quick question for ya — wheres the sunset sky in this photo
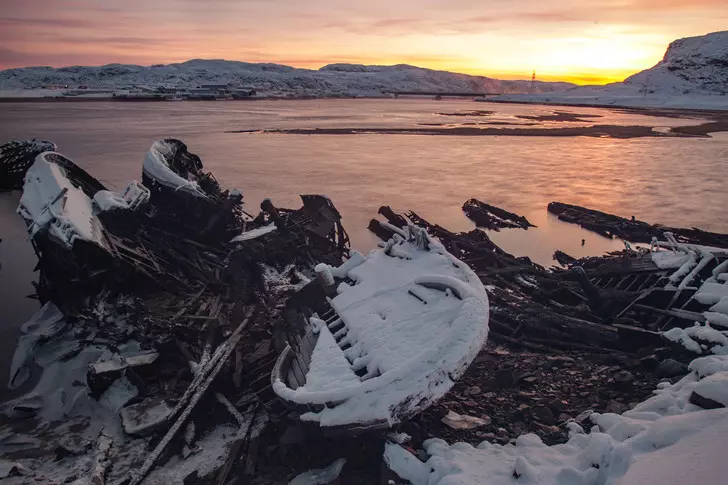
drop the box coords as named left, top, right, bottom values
left=1, top=0, right=726, bottom=84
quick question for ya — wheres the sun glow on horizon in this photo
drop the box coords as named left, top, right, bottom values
left=1, top=1, right=727, bottom=85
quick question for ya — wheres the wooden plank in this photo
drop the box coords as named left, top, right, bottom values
left=127, top=308, right=255, bottom=485
left=287, top=368, right=300, bottom=390
left=291, top=353, right=307, bottom=387
left=299, top=331, right=317, bottom=372
left=633, top=303, right=706, bottom=323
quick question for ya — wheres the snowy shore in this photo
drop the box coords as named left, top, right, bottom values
left=491, top=89, right=728, bottom=112
left=385, top=239, right=728, bottom=485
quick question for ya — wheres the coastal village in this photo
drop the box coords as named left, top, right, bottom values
left=32, top=83, right=258, bottom=101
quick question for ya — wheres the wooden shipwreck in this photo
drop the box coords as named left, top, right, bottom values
left=272, top=224, right=489, bottom=430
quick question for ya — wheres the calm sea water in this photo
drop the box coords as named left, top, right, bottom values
left=1, top=99, right=727, bottom=398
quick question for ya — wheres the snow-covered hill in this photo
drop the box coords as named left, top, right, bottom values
left=624, top=31, right=728, bottom=94
left=0, top=60, right=574, bottom=98
left=495, top=30, right=728, bottom=110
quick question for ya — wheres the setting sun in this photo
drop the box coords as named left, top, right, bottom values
left=2, top=1, right=727, bottom=84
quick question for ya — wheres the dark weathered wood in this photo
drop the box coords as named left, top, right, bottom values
left=368, top=219, right=396, bottom=241
left=462, top=198, right=535, bottom=230
left=128, top=309, right=255, bottom=485
left=632, top=304, right=706, bottom=324
left=378, top=206, right=408, bottom=228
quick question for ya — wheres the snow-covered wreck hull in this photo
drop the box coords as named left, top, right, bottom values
left=272, top=225, right=490, bottom=430
left=4, top=136, right=492, bottom=482
left=16, top=151, right=119, bottom=306
left=3, top=138, right=358, bottom=484
left=141, top=138, right=244, bottom=242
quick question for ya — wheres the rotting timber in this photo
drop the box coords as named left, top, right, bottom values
left=2, top=139, right=360, bottom=485
left=0, top=139, right=57, bottom=191
left=548, top=201, right=728, bottom=247
left=3, top=137, right=728, bottom=484
left=373, top=204, right=728, bottom=354
left=369, top=204, right=728, bottom=452
left=462, top=198, right=535, bottom=231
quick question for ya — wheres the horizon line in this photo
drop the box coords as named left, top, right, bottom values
left=0, top=58, right=638, bottom=86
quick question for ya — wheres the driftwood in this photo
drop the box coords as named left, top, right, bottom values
left=553, top=250, right=577, bottom=267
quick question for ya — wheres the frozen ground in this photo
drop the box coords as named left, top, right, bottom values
left=386, top=242, right=728, bottom=485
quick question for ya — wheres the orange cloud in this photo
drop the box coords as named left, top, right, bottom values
left=1, top=0, right=726, bottom=84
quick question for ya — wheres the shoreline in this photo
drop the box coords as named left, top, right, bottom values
left=486, top=98, right=728, bottom=115
left=232, top=121, right=728, bottom=139
left=0, top=95, right=389, bottom=103
left=0, top=95, right=726, bottom=114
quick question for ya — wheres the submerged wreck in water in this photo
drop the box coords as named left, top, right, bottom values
left=0, top=139, right=489, bottom=484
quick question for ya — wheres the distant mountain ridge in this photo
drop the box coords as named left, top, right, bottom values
left=496, top=30, right=728, bottom=110
left=0, top=59, right=575, bottom=97
left=624, top=30, right=728, bottom=94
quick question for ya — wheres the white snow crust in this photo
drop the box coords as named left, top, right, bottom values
left=650, top=250, right=689, bottom=270
left=143, top=141, right=207, bottom=197
left=386, top=355, right=728, bottom=485
left=93, top=180, right=150, bottom=213
left=273, top=227, right=489, bottom=427
left=301, top=321, right=360, bottom=393
left=288, top=458, right=347, bottom=485
left=17, top=152, right=106, bottom=250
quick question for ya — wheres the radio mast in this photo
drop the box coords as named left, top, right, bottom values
left=529, top=70, right=536, bottom=95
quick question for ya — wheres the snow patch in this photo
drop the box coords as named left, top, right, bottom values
left=230, top=223, right=277, bottom=242
left=386, top=354, right=728, bottom=485
left=651, top=250, right=689, bottom=270
left=143, top=141, right=207, bottom=197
